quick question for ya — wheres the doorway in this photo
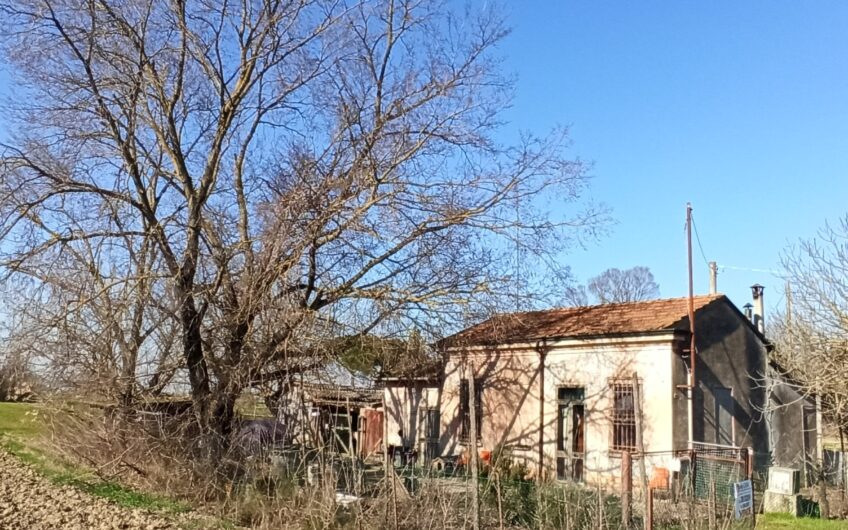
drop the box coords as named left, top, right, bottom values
left=420, top=408, right=441, bottom=463
left=556, top=387, right=585, bottom=482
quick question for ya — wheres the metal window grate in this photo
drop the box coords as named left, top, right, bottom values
left=611, top=381, right=636, bottom=451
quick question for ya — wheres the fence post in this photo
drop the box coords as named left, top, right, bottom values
left=689, top=449, right=697, bottom=496
left=621, top=451, right=632, bottom=528
left=646, top=486, right=654, bottom=530
left=382, top=393, right=391, bottom=526
left=597, top=483, right=604, bottom=530
left=820, top=465, right=830, bottom=519
left=748, top=447, right=756, bottom=528
left=633, top=372, right=648, bottom=528
left=708, top=480, right=716, bottom=530
left=469, top=365, right=480, bottom=530
left=495, top=470, right=504, bottom=530
left=686, top=453, right=695, bottom=525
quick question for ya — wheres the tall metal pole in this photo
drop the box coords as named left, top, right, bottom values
left=686, top=203, right=696, bottom=449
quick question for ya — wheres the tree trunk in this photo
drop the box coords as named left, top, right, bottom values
left=180, top=291, right=211, bottom=431
left=212, top=392, right=238, bottom=441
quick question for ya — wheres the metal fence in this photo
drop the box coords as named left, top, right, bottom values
left=675, top=443, right=752, bottom=506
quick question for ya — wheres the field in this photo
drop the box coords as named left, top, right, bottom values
left=0, top=401, right=189, bottom=514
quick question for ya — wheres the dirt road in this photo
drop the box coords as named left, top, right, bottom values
left=0, top=449, right=183, bottom=530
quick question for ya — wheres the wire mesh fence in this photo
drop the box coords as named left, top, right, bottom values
left=376, top=445, right=757, bottom=529
left=676, top=443, right=752, bottom=506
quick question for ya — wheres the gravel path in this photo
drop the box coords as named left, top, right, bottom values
left=0, top=449, right=184, bottom=530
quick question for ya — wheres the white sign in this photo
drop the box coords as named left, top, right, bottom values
left=768, top=467, right=800, bottom=495
left=734, top=480, right=754, bottom=519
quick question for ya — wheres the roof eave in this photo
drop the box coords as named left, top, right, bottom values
left=441, top=329, right=684, bottom=353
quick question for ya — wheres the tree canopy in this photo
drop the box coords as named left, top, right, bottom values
left=0, top=0, right=604, bottom=441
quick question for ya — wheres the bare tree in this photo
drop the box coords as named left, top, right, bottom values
left=773, top=215, right=848, bottom=448
left=586, top=266, right=659, bottom=304
left=0, top=0, right=605, bottom=448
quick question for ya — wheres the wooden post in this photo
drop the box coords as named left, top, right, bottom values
left=495, top=470, right=504, bottom=530
left=383, top=393, right=390, bottom=475
left=382, top=393, right=390, bottom=525
left=689, top=449, right=697, bottom=496
left=820, top=466, right=830, bottom=520
left=748, top=447, right=756, bottom=528
left=841, top=428, right=846, bottom=513
left=633, top=372, right=648, bottom=528
left=383, top=393, right=398, bottom=530
left=391, top=475, right=399, bottom=530
left=346, top=397, right=358, bottom=496
left=646, top=487, right=654, bottom=530
left=538, top=345, right=547, bottom=482
left=708, top=480, right=716, bottom=530
left=621, top=451, right=632, bottom=528
left=596, top=483, right=604, bottom=530
left=469, top=365, right=480, bottom=530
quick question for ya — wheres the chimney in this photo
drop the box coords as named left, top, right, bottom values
left=743, top=303, right=753, bottom=321
left=709, top=262, right=718, bottom=295
left=751, top=284, right=765, bottom=334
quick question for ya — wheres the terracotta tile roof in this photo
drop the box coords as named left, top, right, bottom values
left=441, top=295, right=725, bottom=347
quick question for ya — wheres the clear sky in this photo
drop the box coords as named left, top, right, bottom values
left=1, top=3, right=846, bottom=324
left=498, top=1, right=848, bottom=318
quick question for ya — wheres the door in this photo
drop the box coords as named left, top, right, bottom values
left=359, top=408, right=384, bottom=457
left=419, top=408, right=441, bottom=463
left=556, top=387, right=586, bottom=482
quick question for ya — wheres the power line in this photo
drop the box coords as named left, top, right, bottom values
left=718, top=264, right=780, bottom=275
left=690, top=213, right=710, bottom=267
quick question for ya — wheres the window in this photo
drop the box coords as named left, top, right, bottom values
left=460, top=378, right=483, bottom=441
left=611, top=381, right=636, bottom=452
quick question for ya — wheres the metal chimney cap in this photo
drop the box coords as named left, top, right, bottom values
left=751, top=284, right=765, bottom=297
left=743, top=303, right=753, bottom=309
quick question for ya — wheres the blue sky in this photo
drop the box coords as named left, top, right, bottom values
left=498, top=1, right=848, bottom=316
left=1, top=3, right=846, bottom=322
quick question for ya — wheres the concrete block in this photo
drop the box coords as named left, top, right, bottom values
left=763, top=490, right=802, bottom=516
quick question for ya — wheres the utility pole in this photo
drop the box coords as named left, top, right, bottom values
left=686, top=203, right=696, bottom=449
left=708, top=261, right=718, bottom=295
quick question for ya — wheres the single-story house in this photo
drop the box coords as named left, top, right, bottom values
left=385, top=291, right=816, bottom=486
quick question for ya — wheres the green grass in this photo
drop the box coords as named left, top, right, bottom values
left=758, top=513, right=848, bottom=529
left=0, top=401, right=42, bottom=439
left=0, top=401, right=189, bottom=514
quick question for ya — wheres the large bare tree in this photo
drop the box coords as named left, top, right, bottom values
left=773, top=216, right=848, bottom=439
left=586, top=266, right=659, bottom=304
left=0, top=0, right=604, bottom=446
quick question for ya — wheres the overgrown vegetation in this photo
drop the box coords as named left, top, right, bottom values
left=0, top=402, right=189, bottom=515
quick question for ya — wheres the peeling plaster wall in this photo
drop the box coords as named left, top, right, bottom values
left=384, top=382, right=440, bottom=448
left=440, top=336, right=679, bottom=486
